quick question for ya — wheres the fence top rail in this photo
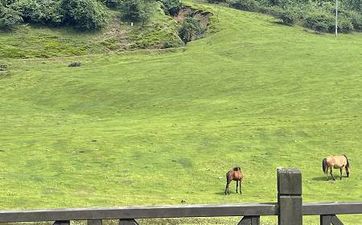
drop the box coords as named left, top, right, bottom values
left=0, top=203, right=277, bottom=222
left=1, top=202, right=362, bottom=223
left=303, top=202, right=362, bottom=215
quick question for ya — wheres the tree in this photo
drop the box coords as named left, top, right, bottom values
left=120, top=0, right=154, bottom=24
left=60, top=0, right=108, bottom=30
left=0, top=0, right=22, bottom=30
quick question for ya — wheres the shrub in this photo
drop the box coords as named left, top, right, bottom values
left=101, top=0, right=123, bottom=9
left=60, top=0, right=108, bottom=30
left=337, top=15, right=354, bottom=33
left=228, top=0, right=260, bottom=12
left=120, top=0, right=154, bottom=24
left=16, top=0, right=62, bottom=26
left=160, top=0, right=181, bottom=16
left=178, top=16, right=204, bottom=43
left=274, top=7, right=300, bottom=25
left=304, top=10, right=335, bottom=32
left=0, top=3, right=23, bottom=30
left=345, top=10, right=362, bottom=31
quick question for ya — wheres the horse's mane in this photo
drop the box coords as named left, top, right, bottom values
left=233, top=167, right=241, bottom=171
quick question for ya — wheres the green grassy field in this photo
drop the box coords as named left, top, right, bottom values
left=1, top=2, right=362, bottom=225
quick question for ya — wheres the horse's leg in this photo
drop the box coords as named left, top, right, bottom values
left=235, top=180, right=238, bottom=193
left=239, top=180, right=242, bottom=194
left=340, top=168, right=343, bottom=180
left=225, top=180, right=230, bottom=195
left=330, top=167, right=335, bottom=180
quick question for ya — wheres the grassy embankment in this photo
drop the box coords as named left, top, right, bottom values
left=0, top=1, right=362, bottom=224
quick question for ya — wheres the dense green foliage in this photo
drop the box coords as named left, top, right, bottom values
left=207, top=0, right=362, bottom=33
left=0, top=0, right=184, bottom=31
left=0, top=0, right=22, bottom=30
left=160, top=0, right=182, bottom=16
left=119, top=0, right=155, bottom=24
left=16, top=0, right=62, bottom=26
left=0, top=0, right=109, bottom=30
left=60, top=0, right=108, bottom=30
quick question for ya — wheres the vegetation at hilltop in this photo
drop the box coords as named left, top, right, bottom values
left=0, top=0, right=212, bottom=58
left=207, top=0, right=362, bottom=33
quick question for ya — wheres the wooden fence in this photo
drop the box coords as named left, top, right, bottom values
left=1, top=168, right=362, bottom=225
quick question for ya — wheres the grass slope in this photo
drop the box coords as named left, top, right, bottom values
left=0, top=5, right=183, bottom=58
left=1, top=2, right=362, bottom=225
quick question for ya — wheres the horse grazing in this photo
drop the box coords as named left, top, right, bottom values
left=224, top=167, right=244, bottom=195
left=322, top=155, right=350, bottom=180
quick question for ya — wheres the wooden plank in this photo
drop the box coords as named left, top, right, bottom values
left=237, top=216, right=260, bottom=225
left=119, top=219, right=139, bottom=225
left=237, top=216, right=251, bottom=225
left=277, top=168, right=302, bottom=195
left=277, top=169, right=303, bottom=225
left=87, top=219, right=102, bottom=225
left=0, top=204, right=277, bottom=222
left=320, top=215, right=332, bottom=225
left=331, top=215, right=344, bottom=225
left=303, top=203, right=362, bottom=215
left=251, top=216, right=260, bottom=225
left=278, top=196, right=302, bottom=225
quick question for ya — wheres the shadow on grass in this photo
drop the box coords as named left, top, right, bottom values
left=312, top=176, right=329, bottom=181
left=312, top=176, right=349, bottom=182
left=215, top=191, right=244, bottom=196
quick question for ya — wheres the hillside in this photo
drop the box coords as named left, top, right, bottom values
left=1, top=1, right=362, bottom=225
left=0, top=1, right=212, bottom=58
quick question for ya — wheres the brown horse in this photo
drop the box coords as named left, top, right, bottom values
left=322, top=155, right=350, bottom=180
left=224, top=167, right=244, bottom=195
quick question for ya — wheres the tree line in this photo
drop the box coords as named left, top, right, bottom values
left=209, top=0, right=362, bottom=33
left=0, top=0, right=182, bottom=31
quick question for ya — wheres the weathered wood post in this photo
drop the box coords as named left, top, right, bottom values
left=277, top=168, right=302, bottom=225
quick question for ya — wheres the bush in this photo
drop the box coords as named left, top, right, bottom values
left=345, top=10, right=362, bottom=31
left=60, top=0, right=108, bottom=30
left=120, top=0, right=154, bottom=24
left=274, top=7, right=300, bottom=25
left=16, top=0, right=62, bottom=26
left=101, top=0, right=123, bottom=9
left=0, top=3, right=22, bottom=30
left=337, top=15, right=354, bottom=33
left=304, top=10, right=335, bottom=32
left=178, top=16, right=204, bottom=43
left=160, top=0, right=181, bottom=16
left=228, top=0, right=260, bottom=12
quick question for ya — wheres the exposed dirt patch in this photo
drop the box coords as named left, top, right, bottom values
left=174, top=6, right=213, bottom=43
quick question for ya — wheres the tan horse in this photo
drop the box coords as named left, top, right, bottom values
left=224, top=167, right=244, bottom=195
left=322, top=155, right=350, bottom=180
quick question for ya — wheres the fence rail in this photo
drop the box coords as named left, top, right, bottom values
left=1, top=168, right=361, bottom=225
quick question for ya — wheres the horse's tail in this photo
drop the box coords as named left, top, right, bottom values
left=344, top=154, right=350, bottom=168
left=322, top=158, right=328, bottom=174
left=226, top=171, right=230, bottom=181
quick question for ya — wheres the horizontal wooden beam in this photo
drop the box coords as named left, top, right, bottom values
left=1, top=202, right=362, bottom=223
left=0, top=203, right=277, bottom=222
left=303, top=202, right=362, bottom=215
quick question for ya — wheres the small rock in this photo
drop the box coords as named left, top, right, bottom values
left=68, top=62, right=81, bottom=67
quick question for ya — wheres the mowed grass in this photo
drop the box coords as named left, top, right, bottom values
left=0, top=2, right=362, bottom=225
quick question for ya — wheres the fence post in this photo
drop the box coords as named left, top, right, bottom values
left=277, top=168, right=302, bottom=225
